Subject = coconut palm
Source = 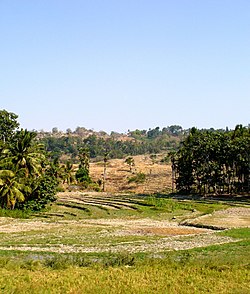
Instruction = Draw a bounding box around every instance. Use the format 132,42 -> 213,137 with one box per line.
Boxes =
0,169 -> 28,209
7,129 -> 45,177
62,161 -> 75,185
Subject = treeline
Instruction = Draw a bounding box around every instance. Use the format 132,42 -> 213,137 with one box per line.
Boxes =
128,125 -> 184,139
40,124 -> 185,139
42,135 -> 179,161
40,126 -> 184,161
172,125 -> 250,195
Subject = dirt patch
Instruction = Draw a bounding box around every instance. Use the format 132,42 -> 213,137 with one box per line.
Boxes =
83,218 -> 210,237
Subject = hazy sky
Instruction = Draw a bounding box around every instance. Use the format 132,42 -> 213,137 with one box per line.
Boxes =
0,0 -> 249,133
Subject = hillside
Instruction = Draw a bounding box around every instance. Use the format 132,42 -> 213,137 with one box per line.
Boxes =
89,154 -> 172,194
37,126 -> 184,161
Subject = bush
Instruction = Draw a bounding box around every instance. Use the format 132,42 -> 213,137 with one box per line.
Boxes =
20,174 -> 58,211
87,182 -> 101,192
75,167 -> 92,187
128,172 -> 146,184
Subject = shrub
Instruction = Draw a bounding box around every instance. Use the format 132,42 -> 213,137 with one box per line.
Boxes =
128,172 -> 146,184
75,167 -> 92,188
20,174 -> 58,211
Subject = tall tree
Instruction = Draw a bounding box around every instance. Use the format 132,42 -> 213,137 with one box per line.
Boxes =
0,110 -> 58,210
0,109 -> 19,143
62,161 -> 75,185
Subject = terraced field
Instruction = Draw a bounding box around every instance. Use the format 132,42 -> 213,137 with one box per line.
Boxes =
0,192 -> 249,255
57,192 -> 151,211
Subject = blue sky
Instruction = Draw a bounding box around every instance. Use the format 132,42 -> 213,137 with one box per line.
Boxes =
0,0 -> 249,133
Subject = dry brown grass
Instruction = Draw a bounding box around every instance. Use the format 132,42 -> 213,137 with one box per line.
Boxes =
89,154 -> 172,193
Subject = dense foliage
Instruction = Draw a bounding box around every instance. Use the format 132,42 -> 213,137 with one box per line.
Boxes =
172,125 -> 250,195
0,110 -> 58,210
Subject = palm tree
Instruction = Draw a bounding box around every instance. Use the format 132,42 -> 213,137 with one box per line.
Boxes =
62,161 -> 75,185
0,170 -> 27,209
78,147 -> 90,171
7,129 -> 45,177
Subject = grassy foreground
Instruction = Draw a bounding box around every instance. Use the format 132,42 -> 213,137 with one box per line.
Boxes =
0,262 -> 249,294
0,231 -> 249,294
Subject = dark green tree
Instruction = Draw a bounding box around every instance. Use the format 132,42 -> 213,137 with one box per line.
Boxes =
0,109 -> 19,143
172,126 -> 250,195
75,147 -> 91,187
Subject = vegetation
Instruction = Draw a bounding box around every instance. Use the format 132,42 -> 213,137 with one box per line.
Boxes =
39,126 -> 183,161
0,227 -> 249,293
0,110 -> 249,293
0,110 -> 58,211
172,125 -> 250,195
128,172 -> 146,184
75,147 -> 91,187
1,255 -> 249,290
125,156 -> 135,172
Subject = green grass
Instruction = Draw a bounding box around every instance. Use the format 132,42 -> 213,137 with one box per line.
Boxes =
0,208 -> 31,218
9,194 -> 228,223
0,265 -> 248,293
144,196 -> 229,213
0,240 -> 249,293
218,227 -> 250,240
49,195 -> 229,221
